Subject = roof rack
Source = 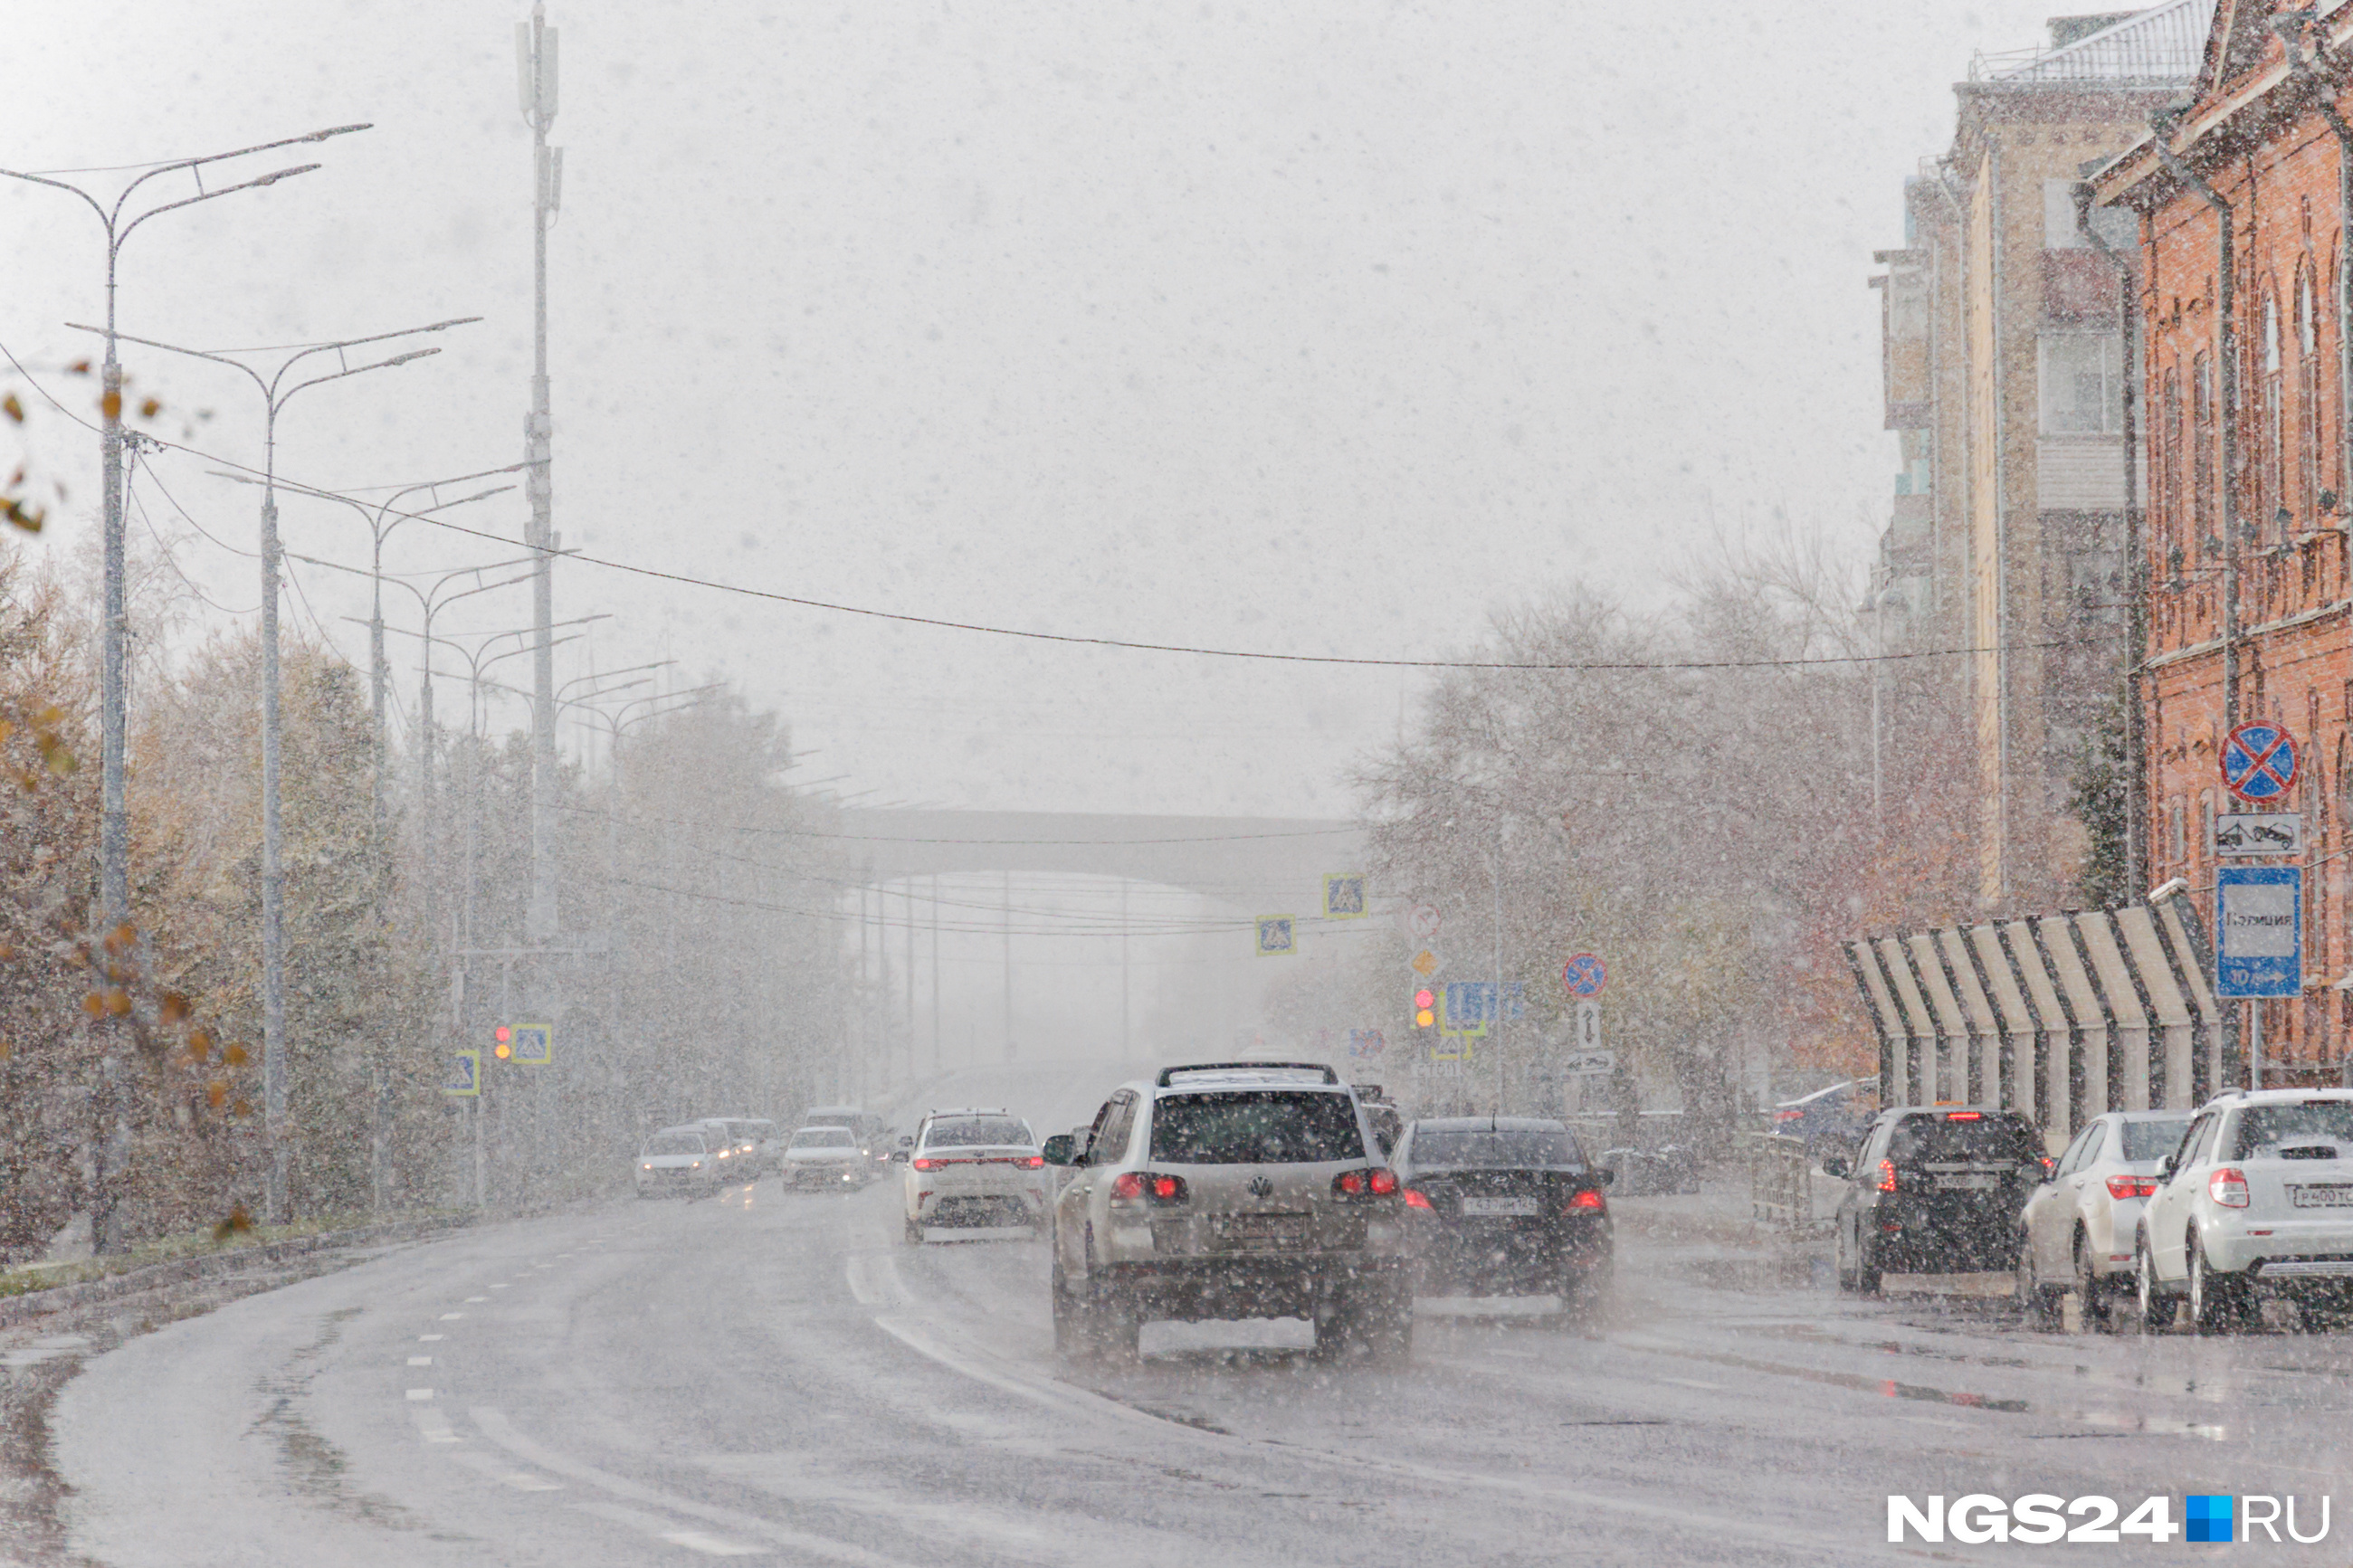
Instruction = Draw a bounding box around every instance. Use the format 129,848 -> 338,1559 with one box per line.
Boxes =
1156,1060 -> 1341,1088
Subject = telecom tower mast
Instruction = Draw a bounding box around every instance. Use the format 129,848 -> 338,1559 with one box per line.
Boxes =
519,4 -> 563,939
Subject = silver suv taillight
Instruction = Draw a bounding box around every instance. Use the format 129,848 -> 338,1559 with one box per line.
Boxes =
2208,1166 -> 2251,1209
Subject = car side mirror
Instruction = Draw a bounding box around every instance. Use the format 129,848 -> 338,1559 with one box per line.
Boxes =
2157,1155 -> 2176,1181
1042,1135 -> 1076,1166
1819,1155 -> 1850,1179
1594,1167 -> 1615,1188
899,1135 -> 913,1147
890,1150 -> 909,1164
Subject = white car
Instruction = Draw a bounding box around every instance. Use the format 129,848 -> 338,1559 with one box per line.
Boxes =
782,1125 -> 869,1190
2015,1109 -> 2191,1327
635,1126 -> 722,1198
900,1109 -> 1046,1242
2135,1088 -> 2353,1331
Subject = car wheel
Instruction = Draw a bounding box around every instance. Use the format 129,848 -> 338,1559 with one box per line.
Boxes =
1559,1256 -> 1613,1317
2136,1233 -> 2174,1332
2073,1231 -> 2112,1332
902,1213 -> 924,1246
2188,1232 -> 2251,1334
2014,1232 -> 2056,1326
1854,1236 -> 1882,1297
1051,1251 -> 1090,1357
1355,1283 -> 1415,1364
1092,1282 -> 1141,1362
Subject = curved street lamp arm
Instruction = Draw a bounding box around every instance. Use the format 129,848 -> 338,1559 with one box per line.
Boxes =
0,168 -> 110,228
272,317 -> 481,393
277,346 -> 442,409
111,123 -> 370,214
75,322 -> 269,397
116,164 -> 322,248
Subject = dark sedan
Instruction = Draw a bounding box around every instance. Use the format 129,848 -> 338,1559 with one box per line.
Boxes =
1394,1117 -> 1613,1307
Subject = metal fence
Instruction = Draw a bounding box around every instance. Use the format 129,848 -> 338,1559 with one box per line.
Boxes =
1745,1133 -> 1812,1228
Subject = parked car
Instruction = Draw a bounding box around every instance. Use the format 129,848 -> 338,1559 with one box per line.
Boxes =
1771,1078 -> 1878,1155
1825,1106 -> 2045,1294
635,1126 -> 722,1198
782,1125 -> 870,1189
698,1117 -> 770,1178
2134,1088 -> 2353,1332
1391,1117 -> 1612,1307
1043,1061 -> 1410,1363
2015,1109 -> 2192,1327
900,1109 -> 1047,1241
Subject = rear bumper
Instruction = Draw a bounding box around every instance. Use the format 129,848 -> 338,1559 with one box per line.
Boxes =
1410,1217 -> 1611,1288
2212,1219 -> 2353,1277
784,1163 -> 864,1185
1099,1255 -> 1408,1321
1871,1206 -> 2021,1273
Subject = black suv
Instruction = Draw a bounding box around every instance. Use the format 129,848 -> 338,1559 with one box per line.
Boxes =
1826,1106 -> 2047,1294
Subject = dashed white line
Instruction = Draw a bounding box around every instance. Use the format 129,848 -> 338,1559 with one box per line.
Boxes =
418,1334 -> 445,1342
406,1388 -> 434,1402
439,1313 -> 466,1321
464,1296 -> 489,1303
576,1503 -> 758,1556
447,1449 -> 566,1493
490,1283 -> 510,1290
408,1355 -> 433,1367
412,1408 -> 461,1444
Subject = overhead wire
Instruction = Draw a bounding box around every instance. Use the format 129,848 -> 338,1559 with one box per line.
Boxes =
0,337 -> 2129,677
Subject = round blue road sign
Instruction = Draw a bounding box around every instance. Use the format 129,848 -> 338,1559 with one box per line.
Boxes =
2223,722 -> 2299,803
1561,952 -> 1607,998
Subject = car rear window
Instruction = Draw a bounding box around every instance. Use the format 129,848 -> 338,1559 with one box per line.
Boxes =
1148,1090 -> 1365,1164
1886,1114 -> 2040,1164
1410,1129 -> 1583,1167
792,1128 -> 854,1148
924,1117 -> 1033,1148
2229,1103 -> 2353,1160
645,1132 -> 702,1155
2120,1119 -> 2190,1162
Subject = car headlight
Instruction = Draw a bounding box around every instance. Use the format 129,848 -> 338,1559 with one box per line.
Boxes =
690,1161 -> 703,1169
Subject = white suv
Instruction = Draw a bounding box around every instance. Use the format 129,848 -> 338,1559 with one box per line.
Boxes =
2135,1088 -> 2353,1331
1043,1061 -> 1408,1363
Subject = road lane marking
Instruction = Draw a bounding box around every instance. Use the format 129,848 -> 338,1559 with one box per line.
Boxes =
406,1389 -> 434,1402
844,1252 -> 910,1307
575,1502 -> 759,1556
439,1313 -> 465,1321
471,1407 -> 911,1566
464,1296 -> 489,1303
408,1355 -> 433,1366
418,1334 -> 445,1342
413,1409 -> 461,1444
1658,1378 -> 1723,1392
446,1449 -> 566,1492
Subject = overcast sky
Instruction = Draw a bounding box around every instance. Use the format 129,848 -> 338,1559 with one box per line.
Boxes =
4,0 -> 2076,821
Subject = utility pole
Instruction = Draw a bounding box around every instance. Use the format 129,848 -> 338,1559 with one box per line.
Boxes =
930,874 -> 941,1073
1003,870 -> 1015,1062
519,2 -> 564,942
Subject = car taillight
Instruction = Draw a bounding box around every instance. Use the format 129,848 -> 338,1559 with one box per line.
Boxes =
910,1157 -> 935,1172
1024,1155 -> 1045,1169
1110,1172 -> 1187,1203
1774,1109 -> 1802,1122
1877,1158 -> 1897,1193
2105,1174 -> 2158,1200
1567,1188 -> 1606,1212
2209,1166 -> 2251,1209
1334,1167 -> 1401,1198
1945,1110 -> 1982,1121
1404,1188 -> 1433,1210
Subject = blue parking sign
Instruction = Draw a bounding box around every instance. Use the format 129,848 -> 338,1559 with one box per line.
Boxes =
2215,865 -> 2301,999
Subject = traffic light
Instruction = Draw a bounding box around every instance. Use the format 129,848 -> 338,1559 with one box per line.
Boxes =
493,1024 -> 513,1060
1414,988 -> 1436,1029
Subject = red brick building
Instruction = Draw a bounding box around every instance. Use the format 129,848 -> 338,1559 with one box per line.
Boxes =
2094,0 -> 2353,1079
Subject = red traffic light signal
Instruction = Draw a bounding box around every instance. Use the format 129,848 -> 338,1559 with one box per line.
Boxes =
1413,987 -> 1435,1028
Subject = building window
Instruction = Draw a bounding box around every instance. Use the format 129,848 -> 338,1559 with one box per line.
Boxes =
2194,351 -> 2215,545
2169,797 -> 2186,864
2301,267 -> 2322,518
2263,294 -> 2286,537
2039,333 -> 2123,434
2162,366 -> 2183,573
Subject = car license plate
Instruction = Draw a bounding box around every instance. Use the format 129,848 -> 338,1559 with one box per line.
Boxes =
1933,1173 -> 1997,1191
2292,1184 -> 2353,1208
1460,1197 -> 1539,1217
1215,1215 -> 1310,1250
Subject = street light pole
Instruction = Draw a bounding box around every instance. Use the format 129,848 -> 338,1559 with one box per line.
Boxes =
2,124 -> 366,934
519,3 -> 566,943
83,309 -> 480,1224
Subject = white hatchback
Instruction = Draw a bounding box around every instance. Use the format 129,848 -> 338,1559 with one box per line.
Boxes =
2135,1088 -> 2353,1331
900,1110 -> 1045,1242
